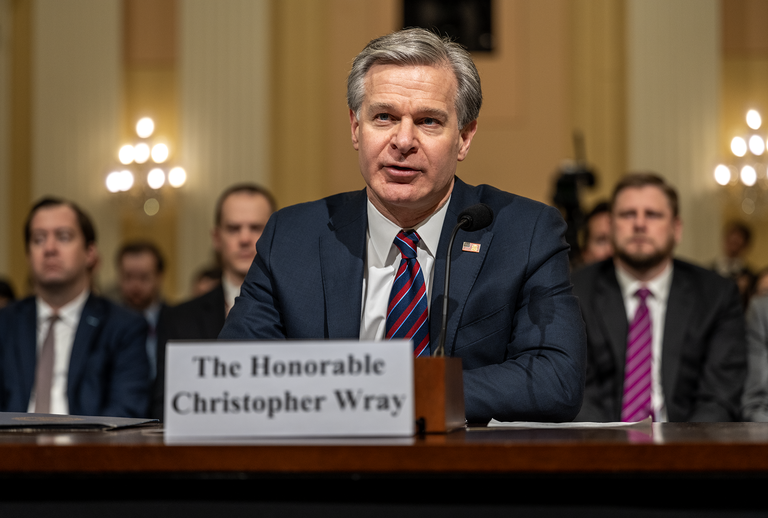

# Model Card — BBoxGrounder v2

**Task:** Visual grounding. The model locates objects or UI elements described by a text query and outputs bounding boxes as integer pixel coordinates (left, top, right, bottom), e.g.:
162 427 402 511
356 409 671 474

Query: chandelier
105 117 186 216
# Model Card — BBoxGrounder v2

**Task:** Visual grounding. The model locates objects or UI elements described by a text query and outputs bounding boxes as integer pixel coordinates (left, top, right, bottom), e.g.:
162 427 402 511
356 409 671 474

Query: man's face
213 192 273 282
611 186 681 272
119 251 162 311
583 212 613 264
350 64 477 224
724 229 747 258
27 205 95 292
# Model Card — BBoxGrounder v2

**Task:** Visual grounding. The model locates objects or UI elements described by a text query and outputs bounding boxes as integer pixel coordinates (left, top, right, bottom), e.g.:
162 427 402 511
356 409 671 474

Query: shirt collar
144 300 162 326
37 289 90 328
222 276 240 310
615 260 674 302
366 196 450 265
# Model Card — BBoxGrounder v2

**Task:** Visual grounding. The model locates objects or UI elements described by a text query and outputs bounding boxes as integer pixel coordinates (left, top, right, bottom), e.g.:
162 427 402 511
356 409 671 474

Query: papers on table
486 416 652 430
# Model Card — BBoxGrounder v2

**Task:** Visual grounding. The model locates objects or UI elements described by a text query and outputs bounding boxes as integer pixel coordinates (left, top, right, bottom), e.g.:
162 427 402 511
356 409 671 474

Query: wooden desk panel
2 422 768 474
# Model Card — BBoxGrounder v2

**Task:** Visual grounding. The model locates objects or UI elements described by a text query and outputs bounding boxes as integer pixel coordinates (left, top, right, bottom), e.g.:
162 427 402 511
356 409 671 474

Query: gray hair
347 28 482 130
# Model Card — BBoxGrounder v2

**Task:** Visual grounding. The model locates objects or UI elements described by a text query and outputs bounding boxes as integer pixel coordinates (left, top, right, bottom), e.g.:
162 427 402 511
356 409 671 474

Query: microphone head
457 203 494 232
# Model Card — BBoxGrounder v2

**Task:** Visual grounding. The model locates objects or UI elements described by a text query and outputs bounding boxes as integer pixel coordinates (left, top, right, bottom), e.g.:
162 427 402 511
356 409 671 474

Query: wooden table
1 423 767 516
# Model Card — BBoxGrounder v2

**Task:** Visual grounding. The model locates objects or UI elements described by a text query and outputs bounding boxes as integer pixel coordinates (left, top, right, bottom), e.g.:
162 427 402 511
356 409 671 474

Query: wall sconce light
105 117 186 215
715 110 768 215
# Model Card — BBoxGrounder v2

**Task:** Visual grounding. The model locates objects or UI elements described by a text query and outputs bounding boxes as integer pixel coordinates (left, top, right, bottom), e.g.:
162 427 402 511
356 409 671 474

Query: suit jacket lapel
68 294 104 399
203 284 226 335
661 261 693 405
320 190 367 338
594 263 629 408
17 299 38 404
430 178 493 355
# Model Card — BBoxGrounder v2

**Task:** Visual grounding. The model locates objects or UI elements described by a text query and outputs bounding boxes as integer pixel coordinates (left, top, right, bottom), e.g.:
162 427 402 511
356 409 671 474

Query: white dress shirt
359 198 450 341
29 289 89 415
615 262 673 422
223 276 240 316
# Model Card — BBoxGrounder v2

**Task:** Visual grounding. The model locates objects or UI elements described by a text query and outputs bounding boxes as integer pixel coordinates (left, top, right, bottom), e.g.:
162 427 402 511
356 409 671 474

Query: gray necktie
34 314 59 414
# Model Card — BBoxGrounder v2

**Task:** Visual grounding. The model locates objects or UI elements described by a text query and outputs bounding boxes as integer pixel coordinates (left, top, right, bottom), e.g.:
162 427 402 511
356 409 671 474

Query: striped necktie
386 230 430 357
34 314 59 414
622 287 652 422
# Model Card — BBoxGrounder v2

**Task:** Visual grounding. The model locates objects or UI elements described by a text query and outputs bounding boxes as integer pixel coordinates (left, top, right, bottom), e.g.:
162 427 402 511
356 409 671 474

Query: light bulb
151 143 169 163
134 143 150 164
118 145 135 165
147 168 165 189
747 110 762 130
731 137 747 157
168 167 186 187
714 165 731 186
741 165 757 186
136 117 154 138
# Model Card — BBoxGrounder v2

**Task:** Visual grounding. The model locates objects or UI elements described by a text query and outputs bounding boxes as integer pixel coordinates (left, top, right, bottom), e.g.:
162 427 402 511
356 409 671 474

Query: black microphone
433 203 494 357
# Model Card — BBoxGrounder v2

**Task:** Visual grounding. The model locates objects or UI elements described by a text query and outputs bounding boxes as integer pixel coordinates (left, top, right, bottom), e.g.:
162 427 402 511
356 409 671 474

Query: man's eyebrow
414 107 450 120
365 103 450 121
366 102 397 115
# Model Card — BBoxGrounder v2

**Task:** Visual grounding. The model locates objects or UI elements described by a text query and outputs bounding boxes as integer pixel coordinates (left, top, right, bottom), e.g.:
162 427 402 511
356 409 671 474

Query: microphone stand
433 220 467 357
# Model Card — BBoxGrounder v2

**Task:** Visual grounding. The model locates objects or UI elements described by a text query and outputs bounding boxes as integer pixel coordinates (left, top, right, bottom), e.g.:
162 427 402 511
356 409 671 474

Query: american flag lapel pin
462 242 481 253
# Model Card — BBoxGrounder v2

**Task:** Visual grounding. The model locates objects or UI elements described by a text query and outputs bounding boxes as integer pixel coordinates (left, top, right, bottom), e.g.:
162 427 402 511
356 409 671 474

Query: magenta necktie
386 230 430 357
621 288 652 422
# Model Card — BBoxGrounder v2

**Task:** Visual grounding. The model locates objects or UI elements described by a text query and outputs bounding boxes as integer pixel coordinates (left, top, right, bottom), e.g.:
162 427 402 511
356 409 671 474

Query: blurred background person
713 221 755 309
152 183 276 418
713 221 753 280
116 241 169 381
191 265 222 298
580 201 613 265
0 198 149 417
0 279 15 309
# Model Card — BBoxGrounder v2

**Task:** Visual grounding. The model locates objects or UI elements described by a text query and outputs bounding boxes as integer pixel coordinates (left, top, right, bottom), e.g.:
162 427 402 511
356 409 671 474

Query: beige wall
570 0 627 208
626 0 721 263
32 0 122 292
176 0 272 299
721 0 768 272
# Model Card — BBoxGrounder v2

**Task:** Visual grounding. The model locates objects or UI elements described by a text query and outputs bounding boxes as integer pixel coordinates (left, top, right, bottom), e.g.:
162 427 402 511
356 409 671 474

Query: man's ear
85 244 98 270
350 109 360 151
457 120 478 161
212 227 222 253
674 217 683 245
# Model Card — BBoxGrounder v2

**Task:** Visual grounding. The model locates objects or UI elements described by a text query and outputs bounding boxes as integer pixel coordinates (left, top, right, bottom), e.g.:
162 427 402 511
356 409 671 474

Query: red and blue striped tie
386 230 430 357
622 287 652 422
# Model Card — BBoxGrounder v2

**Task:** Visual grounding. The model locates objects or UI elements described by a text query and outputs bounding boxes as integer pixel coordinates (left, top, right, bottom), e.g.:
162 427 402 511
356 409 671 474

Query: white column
177 0 271 298
626 0 720 262
32 0 121 287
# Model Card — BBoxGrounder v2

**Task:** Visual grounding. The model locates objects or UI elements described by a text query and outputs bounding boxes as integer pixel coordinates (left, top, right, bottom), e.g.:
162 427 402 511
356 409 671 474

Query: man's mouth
384 165 421 176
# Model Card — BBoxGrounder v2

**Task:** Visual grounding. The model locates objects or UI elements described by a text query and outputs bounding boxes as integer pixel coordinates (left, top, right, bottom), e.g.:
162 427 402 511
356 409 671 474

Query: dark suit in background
573 259 746 422
151 284 225 419
220 178 587 423
0 294 150 417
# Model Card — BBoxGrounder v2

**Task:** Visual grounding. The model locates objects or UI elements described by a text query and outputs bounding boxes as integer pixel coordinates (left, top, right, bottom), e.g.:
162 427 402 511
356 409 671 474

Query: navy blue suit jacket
220 178 586 423
0 294 150 417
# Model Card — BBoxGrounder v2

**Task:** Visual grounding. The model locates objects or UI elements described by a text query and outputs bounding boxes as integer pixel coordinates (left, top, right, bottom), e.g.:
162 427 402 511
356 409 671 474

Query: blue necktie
386 230 430 357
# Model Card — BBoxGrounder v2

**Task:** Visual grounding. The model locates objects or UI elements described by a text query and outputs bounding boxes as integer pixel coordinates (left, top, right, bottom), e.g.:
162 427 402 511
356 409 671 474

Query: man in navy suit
220 28 586 423
0 198 149 417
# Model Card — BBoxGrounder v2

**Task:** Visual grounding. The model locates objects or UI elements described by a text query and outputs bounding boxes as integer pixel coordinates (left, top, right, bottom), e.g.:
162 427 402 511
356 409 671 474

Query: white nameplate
164 340 414 439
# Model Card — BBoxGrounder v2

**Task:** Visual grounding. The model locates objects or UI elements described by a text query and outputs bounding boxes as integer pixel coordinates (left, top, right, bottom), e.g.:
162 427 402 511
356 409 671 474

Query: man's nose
391 119 417 155
43 236 58 253
239 229 255 244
